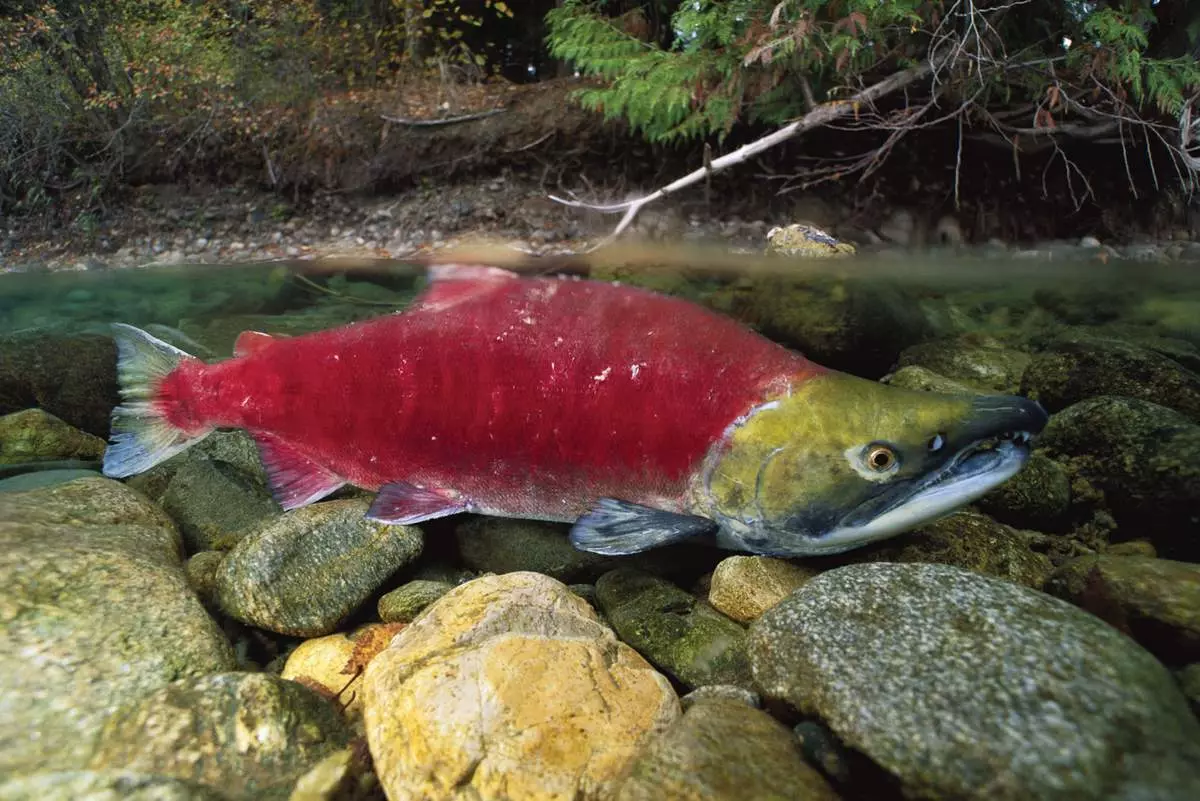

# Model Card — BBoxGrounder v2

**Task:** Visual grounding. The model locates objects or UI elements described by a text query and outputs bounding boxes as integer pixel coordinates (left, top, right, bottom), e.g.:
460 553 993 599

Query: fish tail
102 323 210 478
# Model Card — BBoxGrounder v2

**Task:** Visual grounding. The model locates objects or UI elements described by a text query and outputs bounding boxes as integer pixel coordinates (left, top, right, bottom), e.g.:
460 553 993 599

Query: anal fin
367 481 466 525
253 434 345 510
570 498 717 556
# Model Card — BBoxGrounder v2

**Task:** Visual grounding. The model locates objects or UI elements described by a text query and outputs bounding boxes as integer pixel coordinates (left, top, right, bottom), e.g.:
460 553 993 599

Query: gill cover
692 372 1047 556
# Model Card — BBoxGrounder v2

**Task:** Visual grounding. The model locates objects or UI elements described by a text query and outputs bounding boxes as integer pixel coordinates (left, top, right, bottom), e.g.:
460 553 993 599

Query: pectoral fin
367 481 467 524
570 498 717 555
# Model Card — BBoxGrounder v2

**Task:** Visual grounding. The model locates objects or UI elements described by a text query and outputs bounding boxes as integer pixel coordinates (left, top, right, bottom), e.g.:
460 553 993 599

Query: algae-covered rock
0 408 107 464
377 579 453 623
0 478 236 777
89 672 351 800
127 430 267 504
896 336 1032 394
0 771 226 801
1046 555 1200 665
288 747 380 801
765 223 856 257
615 700 840 801
1180 664 1200 715
0 331 118 437
707 556 818 623
216 499 423 637
0 468 102 492
749 562 1200 801
1022 333 1200 420
595 568 752 690
882 365 981 395
184 551 225 608
362 572 679 801
977 451 1072 532
161 458 280 552
455 516 619 582
1039 396 1200 558
678 684 760 711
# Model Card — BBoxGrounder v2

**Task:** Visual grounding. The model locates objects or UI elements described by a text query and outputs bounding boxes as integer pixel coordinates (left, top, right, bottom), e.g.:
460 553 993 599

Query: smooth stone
0 771 225 800
455 517 619 582
362 572 679 801
89 672 351 800
161 459 280 551
0 468 102 492
616 700 840 801
0 408 107 464
976 451 1072 532
377 579 453 623
184 551 225 608
1046 555 1200 665
126 430 267 504
216 499 423 637
595 568 753 690
881 364 981 395
0 332 118 437
896 336 1031 393
288 747 379 801
679 685 760 711
1179 664 1200 715
749 563 1200 801
0 478 235 777
281 623 407 718
707 556 818 622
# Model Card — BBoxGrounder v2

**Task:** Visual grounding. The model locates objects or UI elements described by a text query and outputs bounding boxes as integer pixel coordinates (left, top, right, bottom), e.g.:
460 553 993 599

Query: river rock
1038 396 1200 559
977 451 1072 531
161 458 280 551
1046 555 1200 665
1022 333 1200 420
615 700 840 801
749 562 1200 801
678 685 760 711
0 771 225 801
455 517 618 582
88 672 351 800
0 468 103 492
1180 664 1200 715
595 568 752 690
707 556 818 623
0 408 107 464
362 571 680 801
216 499 423 637
896 336 1031 393
289 747 380 801
0 478 235 777
0 332 118 437
882 365 981 395
184 551 225 608
377 579 453 623
127 430 267 503
281 622 406 718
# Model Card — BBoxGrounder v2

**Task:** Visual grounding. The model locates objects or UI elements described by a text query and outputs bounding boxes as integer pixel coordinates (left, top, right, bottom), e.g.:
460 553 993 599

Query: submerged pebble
161 458 280 552
896 336 1031 394
707 555 817 623
0 408 107 464
377 579 453 623
455 516 619 582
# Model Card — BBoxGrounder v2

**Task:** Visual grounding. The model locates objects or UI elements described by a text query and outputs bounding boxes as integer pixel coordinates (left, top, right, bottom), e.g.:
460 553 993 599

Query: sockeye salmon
103 264 1047 556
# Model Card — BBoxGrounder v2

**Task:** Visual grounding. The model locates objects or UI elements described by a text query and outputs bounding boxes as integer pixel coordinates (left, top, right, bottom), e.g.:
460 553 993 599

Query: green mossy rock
976 451 1072 532
0 771 225 801
0 408 107 465
0 332 118 437
161 458 280 552
896 336 1032 393
377 579 454 623
455 517 620 583
882 365 981 395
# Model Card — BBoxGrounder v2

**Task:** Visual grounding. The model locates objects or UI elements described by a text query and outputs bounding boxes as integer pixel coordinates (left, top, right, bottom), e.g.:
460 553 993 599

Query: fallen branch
549 57 939 246
380 108 508 127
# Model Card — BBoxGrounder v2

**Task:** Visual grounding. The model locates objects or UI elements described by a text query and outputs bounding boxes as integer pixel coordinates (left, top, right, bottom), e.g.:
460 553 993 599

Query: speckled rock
749 562 1200 801
1039 396 1200 559
0 771 225 800
362 572 680 801
0 408 107 464
765 223 856 257
881 365 981 395
288 747 380 801
0 478 236 777
162 458 280 551
0 332 118 437
615 700 840 801
127 430 267 503
596 568 752 690
1022 333 1200 420
281 623 407 718
1179 664 1200 715
0 468 102 492
216 499 422 637
455 517 619 582
977 451 1072 531
377 579 453 623
184 551 225 608
89 672 351 800
707 556 818 623
678 685 760 711
896 336 1032 393
850 510 1053 589
1046 555 1200 665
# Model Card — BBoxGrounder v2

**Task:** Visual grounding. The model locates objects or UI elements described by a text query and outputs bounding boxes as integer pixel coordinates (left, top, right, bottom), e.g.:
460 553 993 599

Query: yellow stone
708 556 819 623
282 623 403 719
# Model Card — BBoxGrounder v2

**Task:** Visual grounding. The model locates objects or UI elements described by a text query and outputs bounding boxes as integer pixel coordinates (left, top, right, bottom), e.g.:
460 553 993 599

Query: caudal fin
102 323 210 478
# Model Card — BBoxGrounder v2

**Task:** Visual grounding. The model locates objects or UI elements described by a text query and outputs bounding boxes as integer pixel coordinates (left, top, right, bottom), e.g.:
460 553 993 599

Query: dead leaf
341 622 407 676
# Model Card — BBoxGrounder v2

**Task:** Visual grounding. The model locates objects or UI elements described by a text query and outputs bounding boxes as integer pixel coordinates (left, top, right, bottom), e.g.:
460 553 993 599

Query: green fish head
693 372 1048 556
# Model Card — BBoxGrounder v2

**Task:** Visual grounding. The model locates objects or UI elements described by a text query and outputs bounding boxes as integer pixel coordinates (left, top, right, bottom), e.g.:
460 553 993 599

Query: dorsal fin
415 264 519 311
234 331 279 358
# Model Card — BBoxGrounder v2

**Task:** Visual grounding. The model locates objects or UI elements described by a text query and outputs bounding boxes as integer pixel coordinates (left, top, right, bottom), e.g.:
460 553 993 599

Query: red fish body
155 267 824 520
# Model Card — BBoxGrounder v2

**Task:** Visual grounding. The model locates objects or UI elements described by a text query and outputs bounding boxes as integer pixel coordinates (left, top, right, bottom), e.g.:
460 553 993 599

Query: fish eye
864 444 899 472
928 433 945 452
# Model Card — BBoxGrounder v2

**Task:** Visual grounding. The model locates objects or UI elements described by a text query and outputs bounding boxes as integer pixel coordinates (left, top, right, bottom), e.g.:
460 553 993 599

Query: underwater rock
1022 333 1200 421
288 747 380 801
88 672 351 800
615 700 840 801
1046 555 1200 665
1180 664 1200 716
707 556 818 623
976 451 1072 532
377 579 453 623
678 685 760 711
0 408 107 464
361 572 679 801
849 510 1053 589
216 499 422 637
0 468 102 492
881 364 981 395
161 458 280 552
281 623 406 719
184 551 225 608
0 478 235 777
765 223 856 257
0 331 118 437
595 568 753 690
1039 396 1200 559
0 771 225 801
748 563 1200 801
127 430 267 504
896 336 1032 394
455 516 619 583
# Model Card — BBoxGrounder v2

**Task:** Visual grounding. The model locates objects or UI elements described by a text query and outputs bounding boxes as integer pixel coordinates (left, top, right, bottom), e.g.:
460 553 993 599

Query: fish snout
965 395 1049 444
